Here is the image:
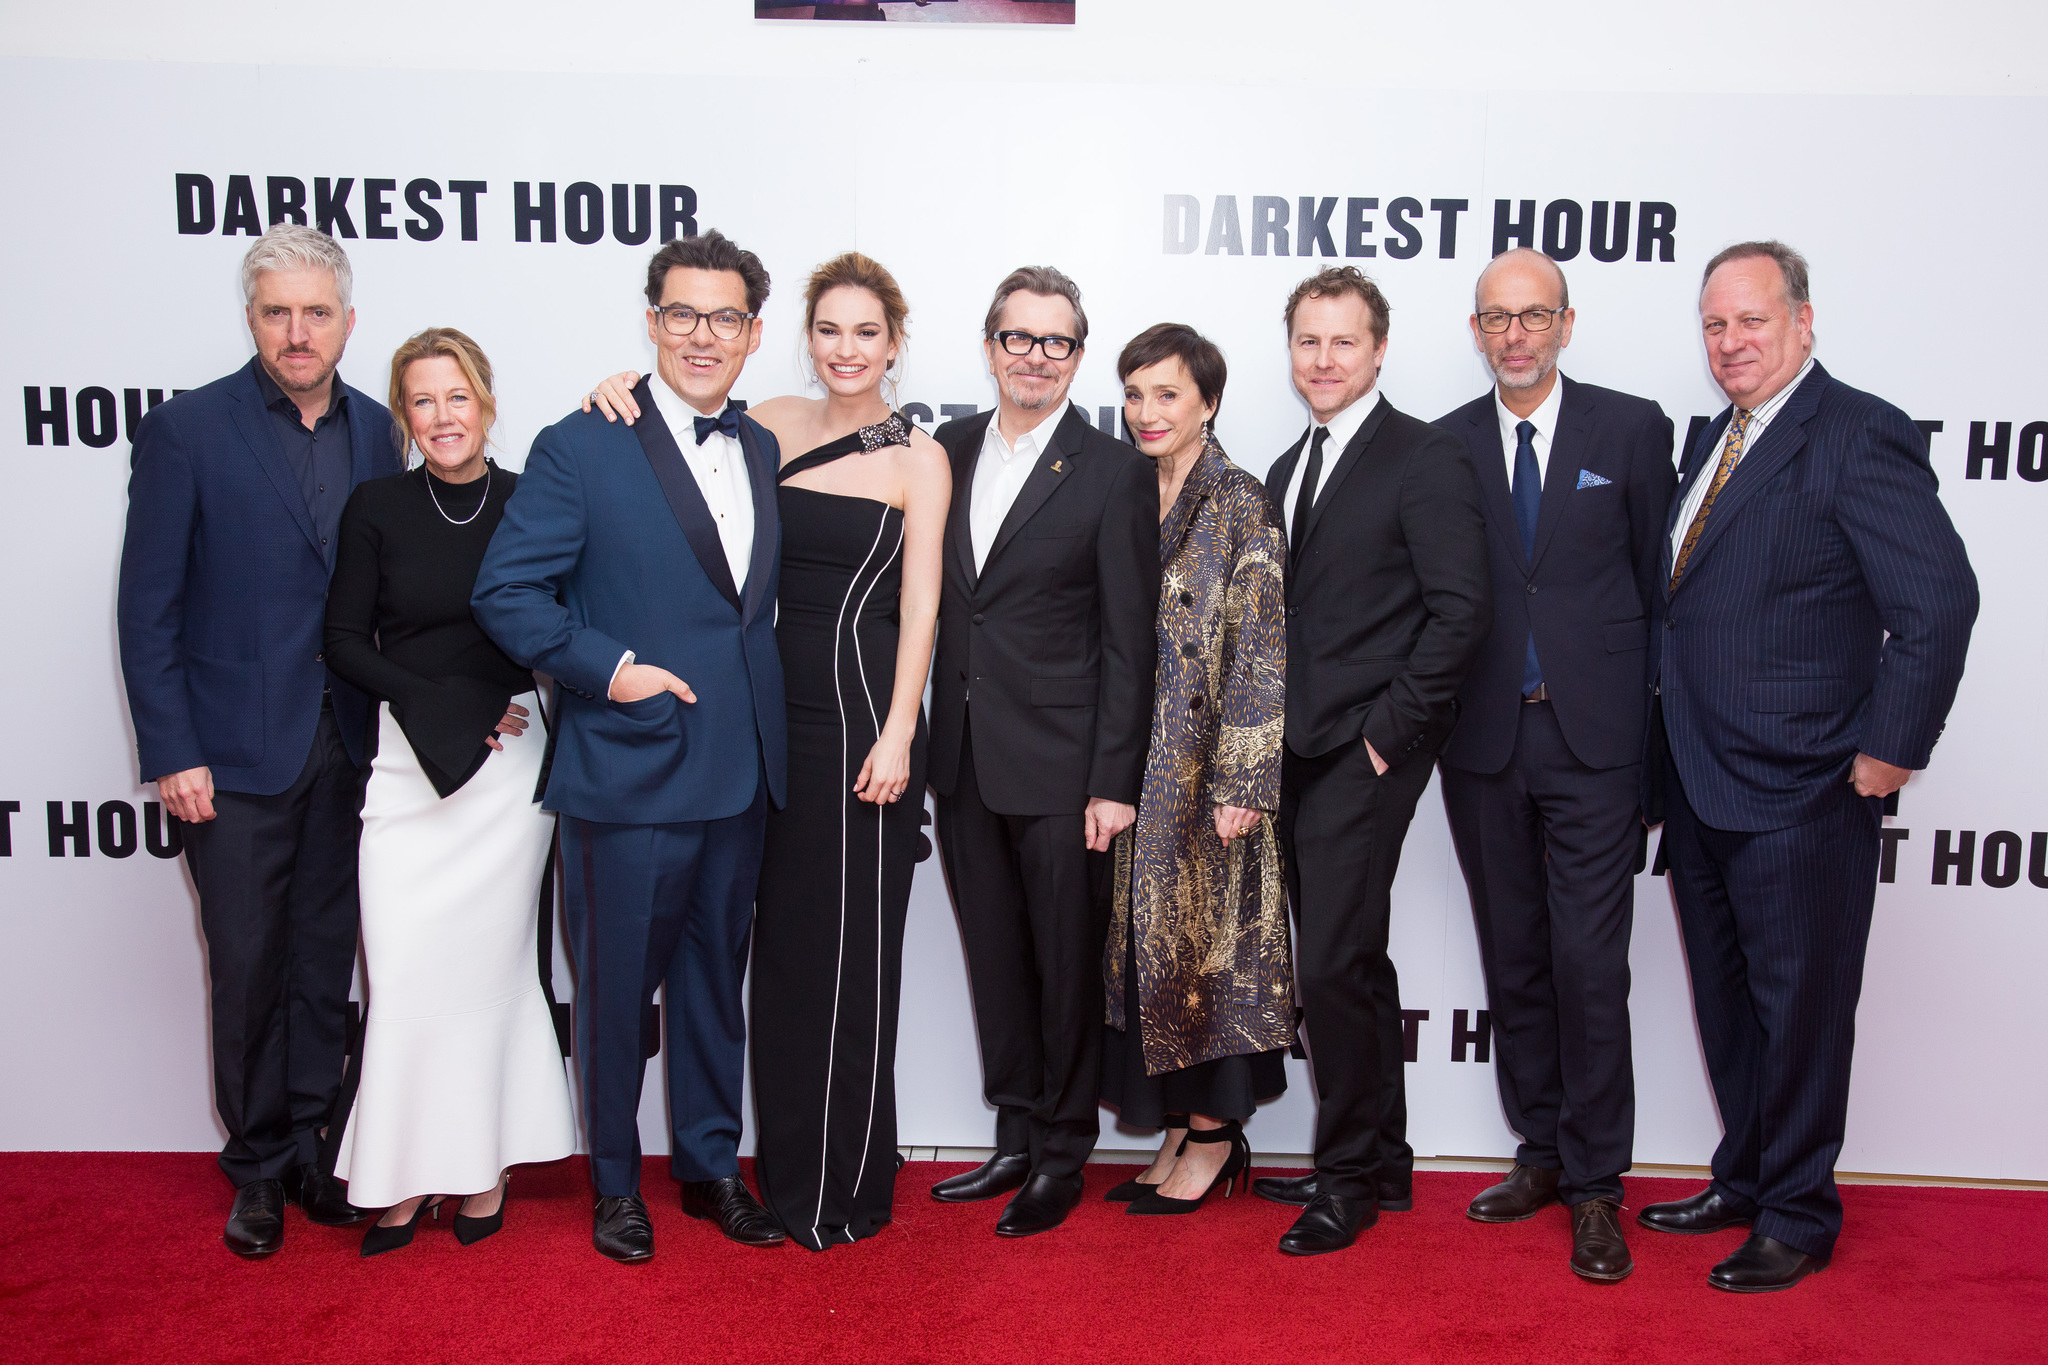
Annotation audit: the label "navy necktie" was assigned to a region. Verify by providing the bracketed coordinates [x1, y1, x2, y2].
[1512, 419, 1544, 695]
[693, 402, 742, 446]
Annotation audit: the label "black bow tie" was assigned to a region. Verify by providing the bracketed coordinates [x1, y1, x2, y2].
[693, 403, 742, 446]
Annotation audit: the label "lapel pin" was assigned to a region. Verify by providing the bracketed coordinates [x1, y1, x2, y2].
[1051, 459, 1065, 473]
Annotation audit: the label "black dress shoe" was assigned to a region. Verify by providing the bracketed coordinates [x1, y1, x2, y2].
[1569, 1198, 1633, 1282]
[593, 1194, 654, 1262]
[1709, 1233, 1827, 1292]
[288, 1164, 371, 1226]
[1467, 1163, 1562, 1223]
[994, 1173, 1084, 1237]
[1251, 1172, 1413, 1211]
[682, 1173, 786, 1247]
[931, 1151, 1032, 1203]
[1278, 1192, 1376, 1256]
[225, 1179, 285, 1258]
[1637, 1186, 1753, 1235]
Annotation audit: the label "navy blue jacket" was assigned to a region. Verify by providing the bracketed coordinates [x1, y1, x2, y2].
[1647, 363, 1977, 832]
[471, 379, 786, 826]
[1437, 376, 1675, 775]
[117, 358, 400, 794]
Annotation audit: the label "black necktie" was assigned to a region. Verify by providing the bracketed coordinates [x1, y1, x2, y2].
[1290, 425, 1329, 560]
[693, 402, 742, 446]
[1511, 419, 1544, 695]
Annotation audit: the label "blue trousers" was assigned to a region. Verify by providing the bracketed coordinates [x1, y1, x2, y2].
[1662, 762, 1880, 1259]
[561, 780, 766, 1197]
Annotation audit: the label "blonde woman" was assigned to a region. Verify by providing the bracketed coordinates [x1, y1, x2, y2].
[325, 328, 575, 1255]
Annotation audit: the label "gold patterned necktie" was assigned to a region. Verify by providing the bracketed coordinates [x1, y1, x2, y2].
[1669, 408, 1754, 592]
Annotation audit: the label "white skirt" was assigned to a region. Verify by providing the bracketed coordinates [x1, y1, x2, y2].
[333, 691, 576, 1207]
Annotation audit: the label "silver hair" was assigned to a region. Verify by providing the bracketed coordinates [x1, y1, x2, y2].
[982, 264, 1088, 346]
[240, 222, 354, 310]
[1702, 239, 1810, 309]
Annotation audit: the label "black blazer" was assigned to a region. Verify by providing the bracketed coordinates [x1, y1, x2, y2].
[1436, 376, 1675, 775]
[1647, 362, 1977, 832]
[928, 403, 1159, 816]
[1263, 394, 1491, 765]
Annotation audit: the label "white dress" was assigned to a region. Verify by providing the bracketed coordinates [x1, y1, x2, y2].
[333, 691, 576, 1206]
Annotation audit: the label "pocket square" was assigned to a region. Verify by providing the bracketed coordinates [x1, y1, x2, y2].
[1576, 469, 1613, 489]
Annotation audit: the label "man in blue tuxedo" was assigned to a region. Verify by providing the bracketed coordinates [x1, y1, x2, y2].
[118, 224, 400, 1256]
[472, 231, 788, 1261]
[1435, 248, 1675, 1282]
[1639, 241, 1976, 1291]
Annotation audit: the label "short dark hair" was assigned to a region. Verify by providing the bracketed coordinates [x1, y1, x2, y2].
[1116, 323, 1228, 420]
[644, 229, 771, 314]
[1283, 265, 1391, 342]
[1702, 239, 1810, 309]
[982, 265, 1088, 346]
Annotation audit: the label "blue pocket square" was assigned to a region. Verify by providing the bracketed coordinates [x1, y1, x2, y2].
[1577, 469, 1613, 489]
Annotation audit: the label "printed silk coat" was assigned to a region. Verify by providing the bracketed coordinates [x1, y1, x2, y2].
[1105, 438, 1295, 1075]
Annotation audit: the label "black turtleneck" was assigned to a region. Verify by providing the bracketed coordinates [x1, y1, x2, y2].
[324, 462, 533, 796]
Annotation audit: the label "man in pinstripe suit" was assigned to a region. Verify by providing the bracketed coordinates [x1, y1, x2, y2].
[1640, 241, 1977, 1292]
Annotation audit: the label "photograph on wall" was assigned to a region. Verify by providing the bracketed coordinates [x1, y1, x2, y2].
[756, 0, 1073, 22]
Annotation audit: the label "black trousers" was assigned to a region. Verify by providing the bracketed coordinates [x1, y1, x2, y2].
[180, 703, 365, 1188]
[1440, 700, 1638, 1205]
[935, 720, 1111, 1180]
[1279, 739, 1434, 1202]
[1661, 752, 1880, 1260]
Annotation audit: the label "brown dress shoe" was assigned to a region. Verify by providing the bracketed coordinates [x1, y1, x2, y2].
[1466, 1163, 1561, 1223]
[1569, 1198, 1633, 1281]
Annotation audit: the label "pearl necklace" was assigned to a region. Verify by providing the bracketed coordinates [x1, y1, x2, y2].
[424, 461, 490, 526]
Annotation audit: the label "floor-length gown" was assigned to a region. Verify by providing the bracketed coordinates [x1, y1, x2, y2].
[751, 413, 929, 1251]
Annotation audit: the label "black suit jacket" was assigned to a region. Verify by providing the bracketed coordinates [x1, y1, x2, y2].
[929, 403, 1160, 816]
[1264, 393, 1491, 765]
[1436, 376, 1675, 775]
[1646, 362, 1976, 832]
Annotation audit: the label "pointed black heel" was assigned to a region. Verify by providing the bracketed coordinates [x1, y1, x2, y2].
[453, 1173, 510, 1246]
[1126, 1121, 1250, 1215]
[360, 1195, 445, 1257]
[1104, 1115, 1190, 1202]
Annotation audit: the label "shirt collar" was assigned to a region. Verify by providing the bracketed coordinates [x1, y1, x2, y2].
[1742, 354, 1817, 425]
[987, 401, 1068, 464]
[1315, 387, 1378, 456]
[1494, 371, 1566, 444]
[647, 376, 734, 447]
[253, 357, 348, 422]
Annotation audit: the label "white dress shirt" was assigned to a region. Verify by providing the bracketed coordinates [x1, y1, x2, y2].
[1494, 372, 1565, 488]
[611, 378, 759, 694]
[1281, 388, 1378, 538]
[971, 402, 1067, 573]
[1669, 354, 1817, 563]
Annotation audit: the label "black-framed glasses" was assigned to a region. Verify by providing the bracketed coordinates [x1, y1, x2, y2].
[655, 304, 757, 340]
[993, 330, 1080, 361]
[1476, 307, 1565, 334]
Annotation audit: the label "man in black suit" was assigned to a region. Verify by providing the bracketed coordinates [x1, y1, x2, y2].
[926, 266, 1159, 1237]
[1640, 242, 1975, 1292]
[1249, 266, 1491, 1255]
[1433, 249, 1675, 1281]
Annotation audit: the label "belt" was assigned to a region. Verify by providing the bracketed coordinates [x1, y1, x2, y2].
[1523, 684, 1549, 703]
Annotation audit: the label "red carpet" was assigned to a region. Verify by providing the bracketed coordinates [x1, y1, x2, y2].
[3, 1154, 2042, 1363]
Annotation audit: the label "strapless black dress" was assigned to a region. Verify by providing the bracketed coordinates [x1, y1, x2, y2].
[750, 413, 929, 1251]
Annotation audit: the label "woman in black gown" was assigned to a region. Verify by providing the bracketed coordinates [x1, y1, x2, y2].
[586, 253, 948, 1249]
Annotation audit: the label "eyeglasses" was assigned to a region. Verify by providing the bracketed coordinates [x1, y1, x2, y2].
[992, 330, 1080, 361]
[1476, 307, 1566, 334]
[655, 304, 757, 340]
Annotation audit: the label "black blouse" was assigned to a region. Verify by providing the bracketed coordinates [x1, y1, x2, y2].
[324, 463, 534, 797]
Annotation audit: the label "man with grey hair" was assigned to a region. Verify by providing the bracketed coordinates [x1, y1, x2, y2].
[1639, 241, 1974, 1291]
[925, 266, 1158, 1236]
[1429, 247, 1674, 1280]
[118, 221, 400, 1257]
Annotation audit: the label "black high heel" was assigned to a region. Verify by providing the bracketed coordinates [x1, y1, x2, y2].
[453, 1173, 509, 1247]
[1104, 1115, 1190, 1202]
[360, 1195, 445, 1257]
[1126, 1121, 1249, 1216]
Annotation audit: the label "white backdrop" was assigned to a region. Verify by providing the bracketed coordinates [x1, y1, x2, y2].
[2, 5, 2045, 1183]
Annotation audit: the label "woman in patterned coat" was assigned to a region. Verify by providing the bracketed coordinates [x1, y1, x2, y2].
[1100, 324, 1294, 1215]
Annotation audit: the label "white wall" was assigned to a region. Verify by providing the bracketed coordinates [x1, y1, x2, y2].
[2, 2, 2044, 1179]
